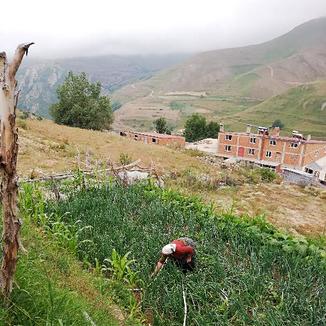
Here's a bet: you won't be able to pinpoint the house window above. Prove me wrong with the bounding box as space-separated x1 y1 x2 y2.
269 139 276 146
225 145 231 152
266 151 272 158
248 148 255 155
225 134 233 141
290 142 298 148
250 137 256 144
152 138 157 143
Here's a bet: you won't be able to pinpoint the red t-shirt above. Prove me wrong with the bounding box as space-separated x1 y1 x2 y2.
171 239 194 259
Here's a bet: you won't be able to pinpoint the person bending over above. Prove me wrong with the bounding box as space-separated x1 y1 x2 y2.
152 237 196 276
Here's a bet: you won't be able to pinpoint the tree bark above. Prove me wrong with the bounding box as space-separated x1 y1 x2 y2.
0 43 33 299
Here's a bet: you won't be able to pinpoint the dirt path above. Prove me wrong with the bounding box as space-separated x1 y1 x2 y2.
267 65 274 79
321 101 326 111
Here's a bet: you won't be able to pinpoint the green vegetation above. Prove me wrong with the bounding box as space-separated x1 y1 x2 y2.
111 100 122 112
0 184 125 325
206 120 220 138
50 72 113 130
119 152 133 166
39 179 325 325
272 119 285 129
154 117 171 134
170 101 187 111
184 113 207 141
228 81 326 137
184 113 220 142
229 72 260 97
172 166 278 191
230 64 262 76
11 181 144 324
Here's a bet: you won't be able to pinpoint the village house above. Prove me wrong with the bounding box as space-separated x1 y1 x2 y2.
217 124 326 182
120 131 185 147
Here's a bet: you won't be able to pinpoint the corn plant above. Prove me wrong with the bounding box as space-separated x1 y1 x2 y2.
102 249 143 289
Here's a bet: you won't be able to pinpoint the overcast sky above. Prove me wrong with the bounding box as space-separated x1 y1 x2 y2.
1 0 326 58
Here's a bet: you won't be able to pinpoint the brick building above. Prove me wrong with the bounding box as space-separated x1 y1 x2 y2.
217 125 326 172
120 131 185 147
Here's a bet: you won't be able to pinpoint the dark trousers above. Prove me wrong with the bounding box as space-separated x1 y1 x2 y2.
173 255 196 273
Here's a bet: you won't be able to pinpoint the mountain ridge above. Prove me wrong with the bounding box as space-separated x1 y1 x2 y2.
113 17 326 132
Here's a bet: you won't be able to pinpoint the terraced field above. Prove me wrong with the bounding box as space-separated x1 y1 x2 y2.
43 181 326 325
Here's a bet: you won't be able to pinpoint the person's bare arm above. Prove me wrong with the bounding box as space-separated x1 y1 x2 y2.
184 246 194 263
151 255 167 277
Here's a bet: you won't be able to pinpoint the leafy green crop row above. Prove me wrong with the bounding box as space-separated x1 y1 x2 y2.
38 180 326 326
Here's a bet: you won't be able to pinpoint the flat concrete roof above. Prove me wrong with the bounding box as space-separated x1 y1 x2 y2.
128 131 185 139
306 155 326 171
218 131 326 144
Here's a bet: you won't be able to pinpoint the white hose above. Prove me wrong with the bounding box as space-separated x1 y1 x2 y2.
182 281 187 326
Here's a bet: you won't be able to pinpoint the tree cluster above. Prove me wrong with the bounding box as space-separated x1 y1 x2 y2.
154 117 171 134
272 119 285 129
50 72 113 130
183 113 220 142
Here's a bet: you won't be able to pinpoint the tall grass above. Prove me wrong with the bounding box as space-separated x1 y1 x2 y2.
0 181 132 325
45 182 326 325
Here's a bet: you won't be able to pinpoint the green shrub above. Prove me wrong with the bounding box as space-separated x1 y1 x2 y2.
50 72 113 130
17 119 28 130
19 111 30 119
119 153 133 166
259 167 277 182
183 113 220 142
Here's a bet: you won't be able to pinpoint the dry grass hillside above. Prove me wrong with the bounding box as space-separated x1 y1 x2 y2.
17 119 212 175
17 119 326 238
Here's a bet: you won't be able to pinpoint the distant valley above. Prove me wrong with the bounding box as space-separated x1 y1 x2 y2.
17 53 190 117
113 17 326 136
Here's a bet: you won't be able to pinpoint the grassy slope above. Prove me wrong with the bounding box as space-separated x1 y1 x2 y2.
225 81 326 137
0 219 125 325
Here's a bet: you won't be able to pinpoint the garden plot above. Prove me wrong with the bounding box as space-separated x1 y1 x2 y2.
44 183 326 325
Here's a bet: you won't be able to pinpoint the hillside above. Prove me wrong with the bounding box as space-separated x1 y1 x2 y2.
113 17 326 131
17 53 189 117
16 118 326 236
224 81 326 137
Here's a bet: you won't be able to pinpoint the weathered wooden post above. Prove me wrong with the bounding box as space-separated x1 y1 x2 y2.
0 43 33 299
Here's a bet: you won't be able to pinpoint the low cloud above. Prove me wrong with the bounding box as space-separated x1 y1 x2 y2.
1 0 325 58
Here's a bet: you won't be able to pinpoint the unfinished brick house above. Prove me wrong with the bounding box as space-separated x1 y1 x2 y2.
120 131 185 147
217 125 326 171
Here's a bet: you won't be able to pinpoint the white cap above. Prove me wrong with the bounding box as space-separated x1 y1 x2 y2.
162 243 176 255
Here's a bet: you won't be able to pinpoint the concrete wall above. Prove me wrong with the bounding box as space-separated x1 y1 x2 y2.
282 169 318 186
125 132 185 147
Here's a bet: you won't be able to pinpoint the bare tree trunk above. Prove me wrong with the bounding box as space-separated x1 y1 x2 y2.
0 43 33 299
